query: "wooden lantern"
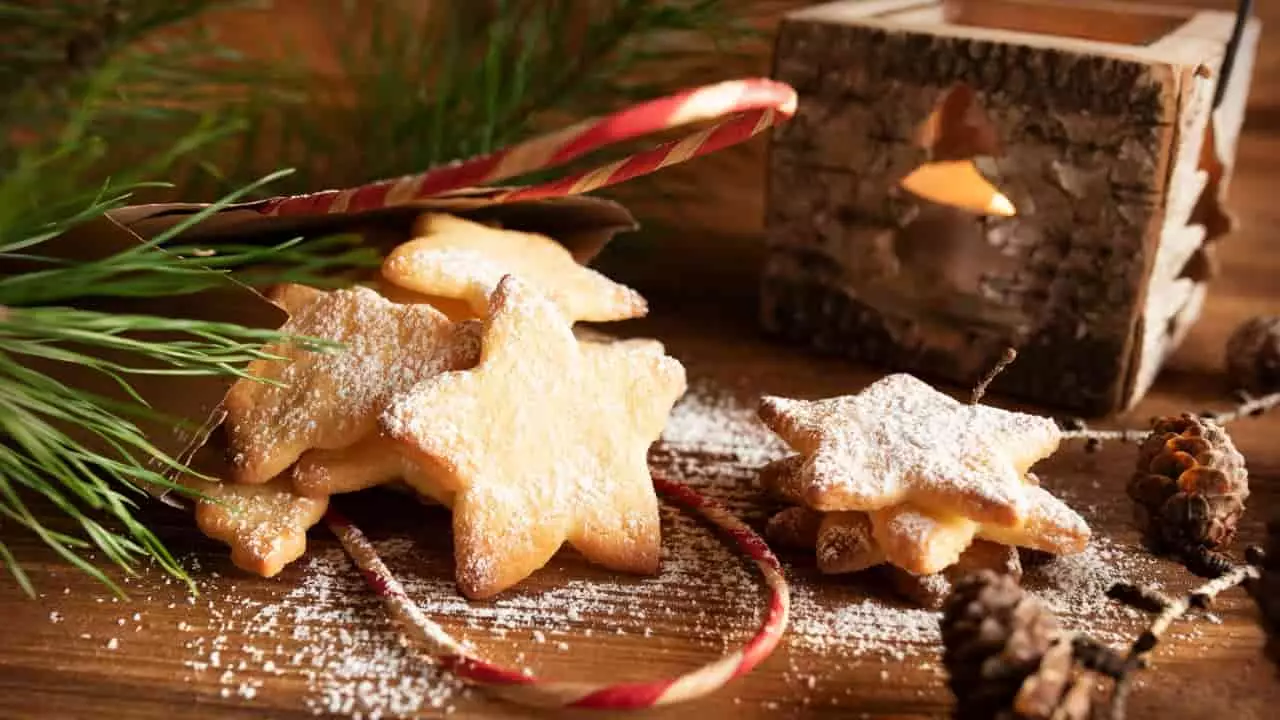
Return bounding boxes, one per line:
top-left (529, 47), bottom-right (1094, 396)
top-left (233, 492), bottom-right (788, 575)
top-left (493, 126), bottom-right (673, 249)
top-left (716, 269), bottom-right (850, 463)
top-left (763, 0), bottom-right (1260, 415)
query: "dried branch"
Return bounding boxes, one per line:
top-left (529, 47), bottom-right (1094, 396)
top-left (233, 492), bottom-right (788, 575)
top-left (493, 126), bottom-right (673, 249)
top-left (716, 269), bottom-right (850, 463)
top-left (1060, 389), bottom-right (1280, 453)
top-left (971, 347), bottom-right (1017, 404)
top-left (1104, 563), bottom-right (1260, 720)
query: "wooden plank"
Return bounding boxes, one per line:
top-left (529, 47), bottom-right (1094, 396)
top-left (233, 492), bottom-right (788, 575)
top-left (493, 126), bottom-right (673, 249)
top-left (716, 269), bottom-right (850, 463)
top-left (941, 0), bottom-right (1195, 46)
top-left (3, 122), bottom-right (1280, 713)
top-left (3, 1), bottom-right (1280, 718)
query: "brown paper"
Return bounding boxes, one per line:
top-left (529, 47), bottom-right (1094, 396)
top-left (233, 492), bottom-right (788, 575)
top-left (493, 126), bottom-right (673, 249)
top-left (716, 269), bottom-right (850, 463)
top-left (23, 187), bottom-right (638, 507)
top-left (111, 187), bottom-right (638, 264)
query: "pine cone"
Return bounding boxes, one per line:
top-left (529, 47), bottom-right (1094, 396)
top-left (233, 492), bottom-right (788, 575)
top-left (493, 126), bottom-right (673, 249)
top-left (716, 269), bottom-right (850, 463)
top-left (1127, 414), bottom-right (1248, 573)
top-left (1249, 520), bottom-right (1280, 668)
top-left (1010, 638), bottom-right (1097, 720)
top-left (942, 571), bottom-right (1095, 719)
top-left (1226, 316), bottom-right (1280, 393)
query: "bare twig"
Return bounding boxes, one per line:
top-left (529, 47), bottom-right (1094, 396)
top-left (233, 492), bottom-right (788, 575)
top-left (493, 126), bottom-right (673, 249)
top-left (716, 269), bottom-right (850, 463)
top-left (1105, 564), bottom-right (1260, 720)
top-left (1200, 390), bottom-right (1280, 425)
top-left (1105, 583), bottom-right (1171, 614)
top-left (970, 347), bottom-right (1017, 404)
top-left (1060, 389), bottom-right (1280, 453)
top-left (1061, 424), bottom-right (1148, 445)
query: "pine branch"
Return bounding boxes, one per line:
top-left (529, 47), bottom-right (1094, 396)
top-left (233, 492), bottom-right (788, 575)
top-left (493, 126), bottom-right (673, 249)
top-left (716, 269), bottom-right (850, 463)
top-left (0, 325), bottom-right (289, 597)
top-left (197, 0), bottom-right (752, 198)
top-left (0, 145), bottom-right (362, 596)
top-left (0, 0), bottom-right (751, 598)
top-left (0, 233), bottom-right (355, 598)
top-left (0, 55), bottom-right (366, 598)
top-left (0, 0), bottom-right (289, 186)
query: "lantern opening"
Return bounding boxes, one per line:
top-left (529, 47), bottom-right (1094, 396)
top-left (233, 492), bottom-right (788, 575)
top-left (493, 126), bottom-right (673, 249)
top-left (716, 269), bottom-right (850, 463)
top-left (901, 82), bottom-right (1016, 217)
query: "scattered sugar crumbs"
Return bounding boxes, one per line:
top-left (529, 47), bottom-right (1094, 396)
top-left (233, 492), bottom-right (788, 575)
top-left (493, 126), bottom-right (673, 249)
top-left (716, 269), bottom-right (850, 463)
top-left (660, 382), bottom-right (1160, 632)
top-left (49, 378), bottom-right (1167, 717)
top-left (655, 378), bottom-right (788, 519)
top-left (660, 378), bottom-right (788, 468)
top-left (154, 501), bottom-right (763, 720)
top-left (105, 554), bottom-right (466, 719)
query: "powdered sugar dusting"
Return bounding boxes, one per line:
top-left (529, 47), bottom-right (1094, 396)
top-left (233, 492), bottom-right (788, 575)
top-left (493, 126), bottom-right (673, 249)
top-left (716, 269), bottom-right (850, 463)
top-left (225, 286), bottom-right (482, 481)
top-left (39, 375), bottom-right (1166, 717)
top-left (379, 276), bottom-right (686, 598)
top-left (759, 374), bottom-right (1062, 523)
top-left (1024, 536), bottom-right (1163, 643)
top-left (187, 554), bottom-right (466, 718)
top-left (655, 379), bottom-right (789, 529)
top-left (789, 584), bottom-right (942, 660)
top-left (661, 379), bottom-right (788, 468)
top-left (386, 214), bottom-right (648, 323)
top-left (385, 505), bottom-right (764, 646)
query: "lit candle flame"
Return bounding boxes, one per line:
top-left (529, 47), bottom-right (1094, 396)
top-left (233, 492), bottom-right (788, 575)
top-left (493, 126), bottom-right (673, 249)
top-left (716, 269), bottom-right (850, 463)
top-left (899, 160), bottom-right (1016, 217)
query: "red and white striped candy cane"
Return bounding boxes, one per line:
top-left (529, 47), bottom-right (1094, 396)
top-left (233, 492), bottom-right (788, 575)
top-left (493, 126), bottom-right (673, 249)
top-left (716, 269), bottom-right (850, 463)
top-left (324, 474), bottom-right (791, 711)
top-left (257, 78), bottom-right (797, 217)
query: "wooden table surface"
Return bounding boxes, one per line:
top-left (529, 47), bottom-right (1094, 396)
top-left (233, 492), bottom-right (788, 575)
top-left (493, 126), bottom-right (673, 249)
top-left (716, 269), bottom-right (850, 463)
top-left (7, 1), bottom-right (1280, 719)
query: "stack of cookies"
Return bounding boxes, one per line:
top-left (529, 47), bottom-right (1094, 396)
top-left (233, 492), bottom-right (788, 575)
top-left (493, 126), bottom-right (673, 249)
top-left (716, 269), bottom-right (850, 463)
top-left (183, 213), bottom-right (688, 599)
top-left (756, 374), bottom-right (1091, 608)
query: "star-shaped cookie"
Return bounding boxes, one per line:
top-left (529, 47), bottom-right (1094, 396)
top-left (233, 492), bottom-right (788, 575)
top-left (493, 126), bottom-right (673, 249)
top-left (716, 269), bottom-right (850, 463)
top-left (380, 213), bottom-right (647, 323)
top-left (291, 434), bottom-right (456, 506)
top-left (223, 285), bottom-right (482, 485)
top-left (381, 275), bottom-right (687, 599)
top-left (181, 474), bottom-right (328, 577)
top-left (763, 505), bottom-right (1022, 609)
top-left (757, 374), bottom-right (1061, 526)
top-left (373, 277), bottom-right (475, 321)
top-left (761, 455), bottom-right (1089, 575)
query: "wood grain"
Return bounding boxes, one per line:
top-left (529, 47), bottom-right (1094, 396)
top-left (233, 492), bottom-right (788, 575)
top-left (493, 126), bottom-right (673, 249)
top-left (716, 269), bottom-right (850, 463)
top-left (5, 1), bottom-right (1280, 718)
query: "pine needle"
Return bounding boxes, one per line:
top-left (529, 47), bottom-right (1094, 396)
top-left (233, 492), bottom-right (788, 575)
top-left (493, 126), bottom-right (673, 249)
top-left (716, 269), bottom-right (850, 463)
top-left (0, 0), bottom-right (752, 598)
top-left (0, 25), bottom-right (359, 597)
top-left (195, 0), bottom-right (755, 197)
top-left (0, 540), bottom-right (34, 597)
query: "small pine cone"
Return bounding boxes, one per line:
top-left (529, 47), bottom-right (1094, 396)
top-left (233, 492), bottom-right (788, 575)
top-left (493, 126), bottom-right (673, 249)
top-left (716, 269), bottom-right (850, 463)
top-left (1226, 316), bottom-right (1280, 393)
top-left (1011, 638), bottom-right (1098, 720)
top-left (1127, 414), bottom-right (1249, 568)
top-left (1250, 519), bottom-right (1280, 667)
top-left (941, 571), bottom-right (1062, 719)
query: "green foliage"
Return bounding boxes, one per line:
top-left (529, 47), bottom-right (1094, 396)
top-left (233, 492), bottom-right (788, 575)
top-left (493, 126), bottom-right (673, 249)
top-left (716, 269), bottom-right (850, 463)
top-left (0, 130), bottom-right (368, 596)
top-left (0, 1), bottom-right (272, 170)
top-left (206, 0), bottom-right (756, 196)
top-left (0, 0), bottom-right (749, 596)
top-left (0, 4), bottom-right (363, 595)
top-left (0, 114), bottom-right (324, 596)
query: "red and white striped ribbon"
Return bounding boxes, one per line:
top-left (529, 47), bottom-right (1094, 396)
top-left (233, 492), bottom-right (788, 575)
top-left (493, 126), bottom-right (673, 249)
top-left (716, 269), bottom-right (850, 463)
top-left (324, 475), bottom-right (791, 711)
top-left (310, 77), bottom-right (798, 710)
top-left (255, 78), bottom-right (797, 217)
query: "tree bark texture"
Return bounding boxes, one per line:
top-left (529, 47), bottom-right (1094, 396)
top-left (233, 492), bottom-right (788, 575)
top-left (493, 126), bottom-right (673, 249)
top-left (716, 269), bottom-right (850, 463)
top-left (762, 2), bottom-right (1258, 415)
